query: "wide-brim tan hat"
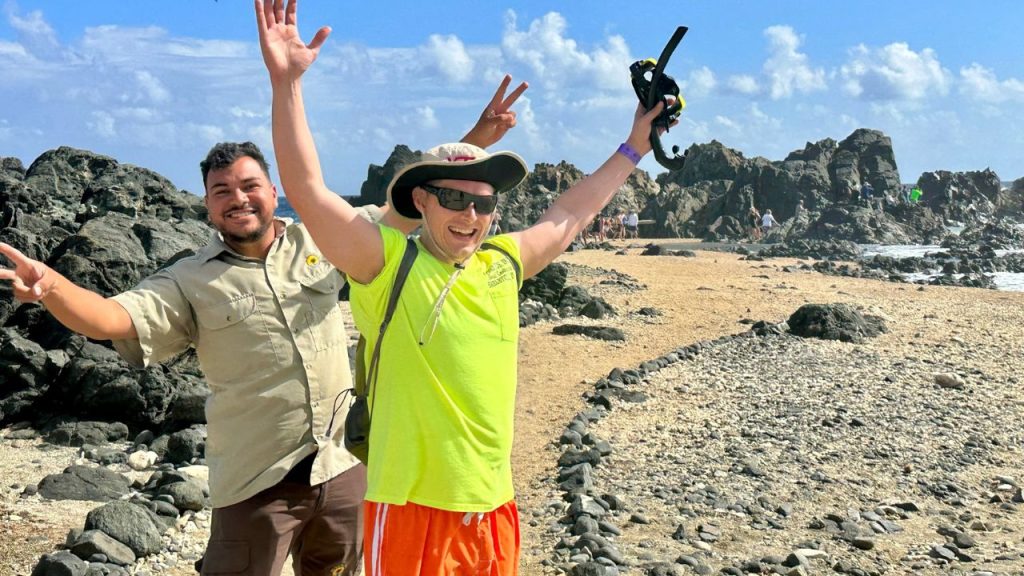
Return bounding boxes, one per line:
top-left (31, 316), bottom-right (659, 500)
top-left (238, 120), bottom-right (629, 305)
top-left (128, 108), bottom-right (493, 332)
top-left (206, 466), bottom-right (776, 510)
top-left (386, 142), bottom-right (529, 219)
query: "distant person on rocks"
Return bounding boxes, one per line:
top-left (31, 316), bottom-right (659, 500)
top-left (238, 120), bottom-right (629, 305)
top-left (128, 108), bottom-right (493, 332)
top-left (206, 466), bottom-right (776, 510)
top-left (761, 208), bottom-right (780, 236)
top-left (872, 183), bottom-right (888, 213)
top-left (848, 179), bottom-right (860, 204)
top-left (795, 199), bottom-right (805, 218)
top-left (749, 206), bottom-right (762, 240)
top-left (860, 182), bottom-right (874, 206)
top-left (910, 185), bottom-right (923, 204)
top-left (625, 210), bottom-right (640, 239)
top-left (255, 0), bottom-right (672, 571)
top-left (0, 74), bottom-right (526, 576)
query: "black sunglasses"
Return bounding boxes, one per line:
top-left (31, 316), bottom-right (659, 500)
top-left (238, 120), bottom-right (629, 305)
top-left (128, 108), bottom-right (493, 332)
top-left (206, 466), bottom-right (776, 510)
top-left (420, 185), bottom-right (498, 215)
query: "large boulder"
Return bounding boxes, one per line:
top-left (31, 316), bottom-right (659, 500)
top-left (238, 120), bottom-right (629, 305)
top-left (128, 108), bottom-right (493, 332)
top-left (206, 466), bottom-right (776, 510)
top-left (917, 169), bottom-right (1001, 224)
top-left (787, 303), bottom-right (887, 344)
top-left (83, 501), bottom-right (164, 557)
top-left (37, 465), bottom-right (131, 502)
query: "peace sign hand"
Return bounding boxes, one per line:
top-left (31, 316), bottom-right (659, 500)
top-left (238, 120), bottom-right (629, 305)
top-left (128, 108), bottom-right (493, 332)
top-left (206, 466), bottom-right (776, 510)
top-left (462, 74), bottom-right (529, 149)
top-left (0, 243), bottom-right (55, 302)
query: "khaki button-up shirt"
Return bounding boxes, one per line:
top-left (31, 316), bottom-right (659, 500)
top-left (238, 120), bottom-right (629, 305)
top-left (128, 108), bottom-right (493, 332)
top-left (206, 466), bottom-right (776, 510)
top-left (112, 219), bottom-right (360, 508)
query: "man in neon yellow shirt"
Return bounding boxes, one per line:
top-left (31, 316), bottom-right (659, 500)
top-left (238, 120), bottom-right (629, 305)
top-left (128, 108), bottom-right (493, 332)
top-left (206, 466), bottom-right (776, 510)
top-left (256, 1), bottom-right (673, 572)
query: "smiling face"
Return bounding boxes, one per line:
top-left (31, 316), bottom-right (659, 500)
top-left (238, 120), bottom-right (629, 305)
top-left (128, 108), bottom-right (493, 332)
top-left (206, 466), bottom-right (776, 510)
top-left (412, 178), bottom-right (496, 265)
top-left (204, 156), bottom-right (278, 258)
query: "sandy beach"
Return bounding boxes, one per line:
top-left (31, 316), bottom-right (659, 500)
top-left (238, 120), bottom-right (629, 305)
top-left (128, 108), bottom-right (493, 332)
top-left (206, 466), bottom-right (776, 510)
top-left (3, 239), bottom-right (1023, 575)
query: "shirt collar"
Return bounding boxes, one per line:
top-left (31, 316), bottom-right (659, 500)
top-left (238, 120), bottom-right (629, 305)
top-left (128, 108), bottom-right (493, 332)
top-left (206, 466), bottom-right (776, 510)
top-left (196, 217), bottom-right (293, 263)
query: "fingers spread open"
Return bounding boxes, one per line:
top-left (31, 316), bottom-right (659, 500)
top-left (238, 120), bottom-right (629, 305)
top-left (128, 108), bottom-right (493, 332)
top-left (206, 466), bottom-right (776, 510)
top-left (286, 0), bottom-right (297, 26)
top-left (308, 26), bottom-right (331, 51)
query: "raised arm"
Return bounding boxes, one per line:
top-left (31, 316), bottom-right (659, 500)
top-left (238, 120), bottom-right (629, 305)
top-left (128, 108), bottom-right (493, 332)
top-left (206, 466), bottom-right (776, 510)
top-left (256, 0), bottom-right (385, 284)
top-left (0, 243), bottom-right (135, 340)
top-left (508, 102), bottom-right (667, 279)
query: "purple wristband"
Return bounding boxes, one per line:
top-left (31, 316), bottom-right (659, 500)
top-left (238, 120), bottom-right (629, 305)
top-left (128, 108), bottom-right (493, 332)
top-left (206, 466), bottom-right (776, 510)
top-left (617, 142), bottom-right (642, 165)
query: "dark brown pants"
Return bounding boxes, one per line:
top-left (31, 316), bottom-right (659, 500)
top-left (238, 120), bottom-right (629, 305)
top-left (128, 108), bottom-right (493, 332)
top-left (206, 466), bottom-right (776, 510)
top-left (199, 463), bottom-right (366, 576)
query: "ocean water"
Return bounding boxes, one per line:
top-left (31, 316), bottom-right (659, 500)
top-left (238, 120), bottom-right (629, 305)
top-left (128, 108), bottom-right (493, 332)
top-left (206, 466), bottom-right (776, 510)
top-left (860, 244), bottom-right (1024, 292)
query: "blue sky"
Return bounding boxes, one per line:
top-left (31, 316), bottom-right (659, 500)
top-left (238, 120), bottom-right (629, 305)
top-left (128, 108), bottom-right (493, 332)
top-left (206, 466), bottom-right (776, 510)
top-left (2, 1), bottom-right (1022, 197)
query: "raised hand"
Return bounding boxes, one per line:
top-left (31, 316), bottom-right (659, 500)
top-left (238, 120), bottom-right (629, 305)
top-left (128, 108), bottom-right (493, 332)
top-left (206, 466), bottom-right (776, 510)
top-left (462, 74), bottom-right (529, 149)
top-left (255, 0), bottom-right (331, 84)
top-left (0, 243), bottom-right (55, 302)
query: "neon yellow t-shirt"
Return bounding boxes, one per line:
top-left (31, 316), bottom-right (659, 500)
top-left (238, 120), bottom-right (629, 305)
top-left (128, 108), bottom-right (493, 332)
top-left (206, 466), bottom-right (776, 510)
top-left (349, 225), bottom-right (522, 512)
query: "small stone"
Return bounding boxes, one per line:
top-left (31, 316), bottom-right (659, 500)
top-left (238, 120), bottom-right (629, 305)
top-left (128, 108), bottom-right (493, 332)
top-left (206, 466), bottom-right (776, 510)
top-left (934, 373), bottom-right (966, 389)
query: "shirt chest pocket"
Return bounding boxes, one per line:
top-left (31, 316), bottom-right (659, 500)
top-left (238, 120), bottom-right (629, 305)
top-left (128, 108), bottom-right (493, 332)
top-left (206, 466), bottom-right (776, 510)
top-left (195, 294), bottom-right (278, 385)
top-left (299, 270), bottom-right (347, 353)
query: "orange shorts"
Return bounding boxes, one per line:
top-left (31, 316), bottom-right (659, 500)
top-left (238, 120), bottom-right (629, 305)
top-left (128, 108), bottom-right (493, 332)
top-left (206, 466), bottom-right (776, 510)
top-left (363, 499), bottom-right (520, 576)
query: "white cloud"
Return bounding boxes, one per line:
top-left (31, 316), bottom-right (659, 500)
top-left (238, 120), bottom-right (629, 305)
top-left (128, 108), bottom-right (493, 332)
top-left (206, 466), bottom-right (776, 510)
top-left (0, 39), bottom-right (27, 57)
top-left (88, 111), bottom-right (116, 138)
top-left (112, 107), bottom-right (160, 122)
top-left (715, 115), bottom-right (740, 131)
top-left (5, 2), bottom-right (59, 54)
top-left (134, 70), bottom-right (171, 104)
top-left (748, 103), bottom-right (781, 129)
top-left (501, 10), bottom-right (632, 92)
top-left (425, 34), bottom-right (474, 84)
top-left (414, 106), bottom-right (440, 130)
top-left (684, 66), bottom-right (716, 98)
top-left (839, 42), bottom-right (951, 100)
top-left (81, 25), bottom-right (248, 64)
top-left (762, 26), bottom-right (826, 99)
top-left (959, 63), bottom-right (1024, 103)
top-left (726, 75), bottom-right (760, 95)
top-left (229, 107), bottom-right (266, 120)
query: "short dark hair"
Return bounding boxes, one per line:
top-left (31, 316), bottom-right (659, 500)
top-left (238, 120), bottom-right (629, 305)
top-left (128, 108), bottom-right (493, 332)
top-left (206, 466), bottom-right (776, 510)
top-left (200, 142), bottom-right (271, 188)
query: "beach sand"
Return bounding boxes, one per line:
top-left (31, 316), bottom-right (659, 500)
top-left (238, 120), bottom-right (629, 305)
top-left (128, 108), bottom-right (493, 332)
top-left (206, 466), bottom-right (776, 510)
top-left (2, 239), bottom-right (1022, 574)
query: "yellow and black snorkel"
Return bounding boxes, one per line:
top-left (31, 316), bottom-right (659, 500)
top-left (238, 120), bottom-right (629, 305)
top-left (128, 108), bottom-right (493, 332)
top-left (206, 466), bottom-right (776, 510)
top-left (630, 26), bottom-right (689, 171)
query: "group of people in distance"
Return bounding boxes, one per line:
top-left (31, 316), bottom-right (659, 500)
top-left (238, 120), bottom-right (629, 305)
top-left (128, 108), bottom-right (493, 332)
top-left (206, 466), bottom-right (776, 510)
top-left (0, 1), bottom-right (671, 574)
top-left (582, 210), bottom-right (641, 243)
top-left (747, 205), bottom-right (780, 241)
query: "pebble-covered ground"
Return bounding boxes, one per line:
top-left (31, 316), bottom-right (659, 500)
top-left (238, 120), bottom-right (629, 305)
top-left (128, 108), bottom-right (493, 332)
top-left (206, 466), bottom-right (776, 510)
top-left (526, 330), bottom-right (1024, 575)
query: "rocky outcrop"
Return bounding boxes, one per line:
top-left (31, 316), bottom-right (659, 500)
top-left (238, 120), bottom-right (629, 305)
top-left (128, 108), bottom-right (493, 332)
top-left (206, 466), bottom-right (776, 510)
top-left (0, 148), bottom-right (210, 433)
top-left (917, 169), bottom-right (1001, 224)
top-left (645, 129), bottom-right (926, 243)
top-left (354, 144), bottom-right (418, 207)
top-left (353, 132), bottom-right (1015, 247)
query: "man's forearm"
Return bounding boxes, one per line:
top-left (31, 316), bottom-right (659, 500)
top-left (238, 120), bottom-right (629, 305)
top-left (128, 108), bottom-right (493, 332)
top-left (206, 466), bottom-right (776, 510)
top-left (40, 271), bottom-right (136, 340)
top-left (270, 79), bottom-right (385, 283)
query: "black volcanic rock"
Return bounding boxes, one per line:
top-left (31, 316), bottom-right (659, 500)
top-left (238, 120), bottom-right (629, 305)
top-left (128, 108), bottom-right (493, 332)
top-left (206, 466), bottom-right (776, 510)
top-left (0, 148), bottom-right (211, 435)
top-left (917, 169), bottom-right (1001, 224)
top-left (788, 303), bottom-right (887, 344)
top-left (643, 129), bottom-right (911, 242)
top-left (999, 177), bottom-right (1024, 219)
top-left (355, 144), bottom-right (418, 207)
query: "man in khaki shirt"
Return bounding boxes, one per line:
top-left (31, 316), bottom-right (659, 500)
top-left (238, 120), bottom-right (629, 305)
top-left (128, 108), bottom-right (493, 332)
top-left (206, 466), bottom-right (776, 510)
top-left (0, 77), bottom-right (527, 576)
